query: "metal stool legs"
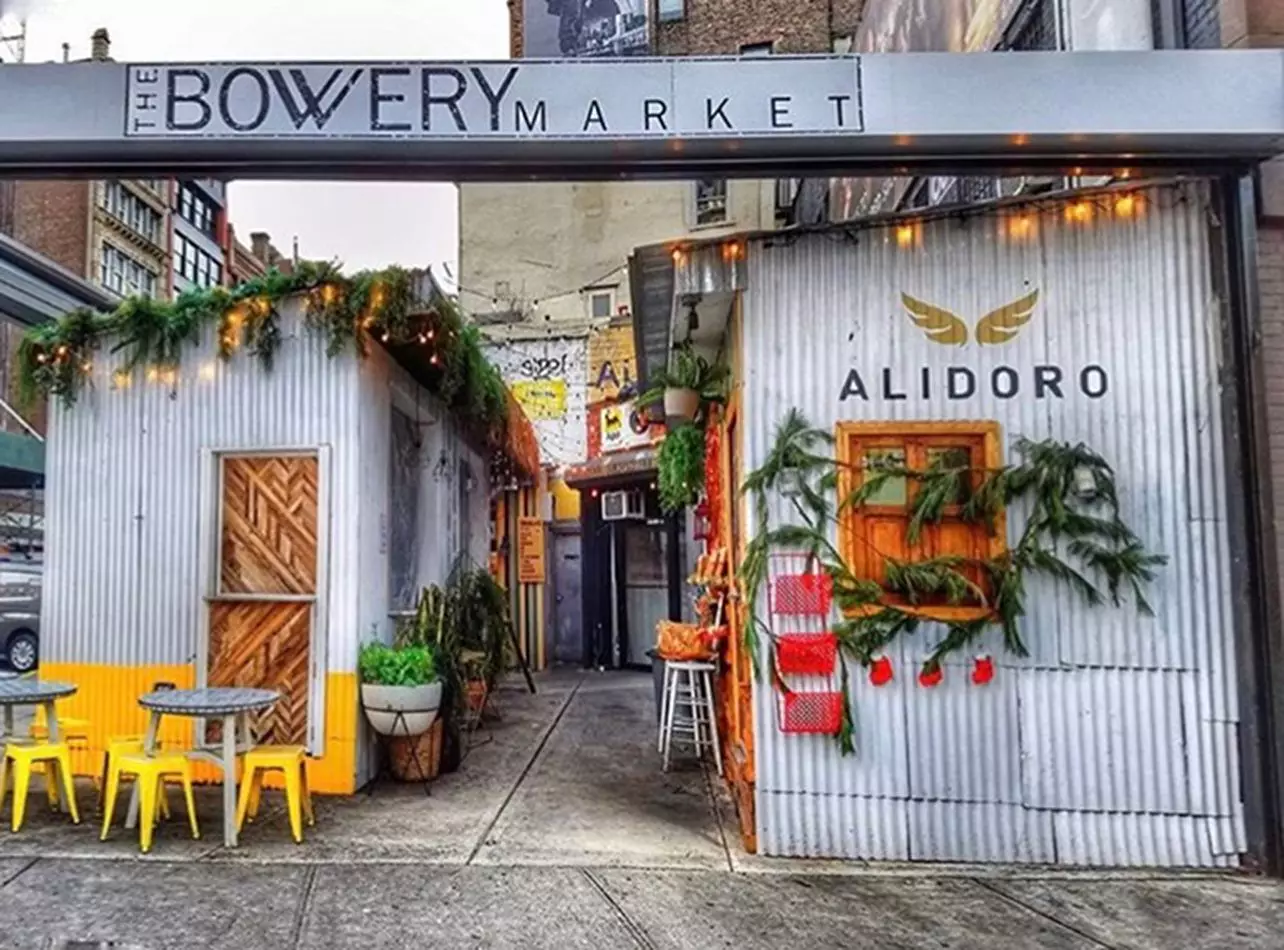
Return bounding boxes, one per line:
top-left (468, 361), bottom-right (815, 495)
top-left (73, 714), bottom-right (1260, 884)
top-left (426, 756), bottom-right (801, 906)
top-left (659, 662), bottom-right (723, 776)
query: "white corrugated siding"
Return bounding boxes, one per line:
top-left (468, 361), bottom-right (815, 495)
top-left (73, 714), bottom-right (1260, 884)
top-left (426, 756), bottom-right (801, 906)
top-left (743, 181), bottom-right (1244, 867)
top-left (44, 299), bottom-right (360, 672)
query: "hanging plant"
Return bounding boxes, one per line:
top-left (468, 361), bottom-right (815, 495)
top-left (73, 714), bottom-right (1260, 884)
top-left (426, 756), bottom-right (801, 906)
top-left (15, 261), bottom-right (536, 478)
top-left (637, 341), bottom-right (730, 424)
top-left (657, 422), bottom-right (708, 512)
top-left (739, 410), bottom-right (1166, 754)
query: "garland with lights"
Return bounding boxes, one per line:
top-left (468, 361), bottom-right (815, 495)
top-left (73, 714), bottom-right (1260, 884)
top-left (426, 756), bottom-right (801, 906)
top-left (739, 410), bottom-right (1166, 755)
top-left (17, 260), bottom-right (540, 479)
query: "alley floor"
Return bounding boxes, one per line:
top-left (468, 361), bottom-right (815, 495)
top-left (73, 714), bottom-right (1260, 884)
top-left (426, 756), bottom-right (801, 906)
top-left (0, 671), bottom-right (1282, 949)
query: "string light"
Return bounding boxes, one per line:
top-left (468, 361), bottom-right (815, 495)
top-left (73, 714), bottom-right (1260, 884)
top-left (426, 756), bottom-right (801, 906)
top-left (80, 361), bottom-right (92, 373)
top-left (112, 369), bottom-right (131, 389)
top-left (35, 353), bottom-right (46, 365)
top-left (1114, 194), bottom-right (1139, 218)
top-left (895, 224), bottom-right (917, 248)
top-left (1065, 201), bottom-right (1093, 223)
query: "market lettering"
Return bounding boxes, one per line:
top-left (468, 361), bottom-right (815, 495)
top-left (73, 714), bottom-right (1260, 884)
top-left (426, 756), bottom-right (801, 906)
top-left (152, 63), bottom-right (863, 136)
top-left (839, 364), bottom-right (1110, 402)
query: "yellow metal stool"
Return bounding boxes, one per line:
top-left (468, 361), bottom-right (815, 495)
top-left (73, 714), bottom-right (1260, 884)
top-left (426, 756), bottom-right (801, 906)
top-left (27, 705), bottom-right (92, 811)
top-left (0, 741), bottom-right (80, 831)
top-left (237, 745), bottom-right (314, 844)
top-left (100, 752), bottom-right (199, 853)
top-left (96, 737), bottom-right (169, 818)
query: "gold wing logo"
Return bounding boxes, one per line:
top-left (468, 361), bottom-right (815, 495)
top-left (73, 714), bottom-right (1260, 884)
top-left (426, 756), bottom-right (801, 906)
top-left (900, 290), bottom-right (1040, 347)
top-left (900, 293), bottom-right (969, 346)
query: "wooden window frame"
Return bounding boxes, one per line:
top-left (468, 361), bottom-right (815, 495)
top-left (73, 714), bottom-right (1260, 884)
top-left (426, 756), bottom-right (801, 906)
top-left (835, 421), bottom-right (1005, 622)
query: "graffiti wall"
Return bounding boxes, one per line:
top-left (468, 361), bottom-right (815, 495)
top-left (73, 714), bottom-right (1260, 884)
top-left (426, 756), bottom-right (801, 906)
top-left (485, 336), bottom-right (588, 470)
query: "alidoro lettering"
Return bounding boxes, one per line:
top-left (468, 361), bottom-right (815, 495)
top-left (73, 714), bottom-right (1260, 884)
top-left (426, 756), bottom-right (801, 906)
top-left (838, 364), bottom-right (1110, 402)
top-left (125, 60), bottom-right (863, 138)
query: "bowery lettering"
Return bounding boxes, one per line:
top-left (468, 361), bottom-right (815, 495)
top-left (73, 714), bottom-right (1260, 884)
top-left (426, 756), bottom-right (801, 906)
top-left (135, 61), bottom-right (863, 137)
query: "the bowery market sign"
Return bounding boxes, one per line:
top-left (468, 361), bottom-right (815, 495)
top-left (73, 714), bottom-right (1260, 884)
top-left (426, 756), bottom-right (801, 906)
top-left (124, 58), bottom-right (863, 139)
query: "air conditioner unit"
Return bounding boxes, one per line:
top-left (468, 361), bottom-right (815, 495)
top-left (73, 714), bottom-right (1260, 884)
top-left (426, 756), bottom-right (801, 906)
top-left (601, 489), bottom-right (644, 521)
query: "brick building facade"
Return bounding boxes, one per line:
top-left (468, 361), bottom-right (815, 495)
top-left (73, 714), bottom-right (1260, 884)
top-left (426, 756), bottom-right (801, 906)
top-left (507, 0), bottom-right (865, 56)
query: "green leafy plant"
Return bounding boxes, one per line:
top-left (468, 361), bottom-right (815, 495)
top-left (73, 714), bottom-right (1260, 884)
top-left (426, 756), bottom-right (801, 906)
top-left (636, 341), bottom-right (730, 414)
top-left (739, 410), bottom-right (1166, 754)
top-left (17, 262), bottom-right (532, 475)
top-left (358, 641), bottom-right (439, 687)
top-left (657, 422), bottom-right (708, 512)
top-left (399, 561), bottom-right (515, 773)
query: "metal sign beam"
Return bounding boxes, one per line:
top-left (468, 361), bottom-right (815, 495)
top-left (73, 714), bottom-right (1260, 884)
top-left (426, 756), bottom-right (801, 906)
top-left (0, 52), bottom-right (1280, 179)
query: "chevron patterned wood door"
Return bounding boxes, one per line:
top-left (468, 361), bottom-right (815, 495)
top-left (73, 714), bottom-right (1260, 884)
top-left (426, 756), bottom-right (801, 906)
top-left (209, 455), bottom-right (318, 746)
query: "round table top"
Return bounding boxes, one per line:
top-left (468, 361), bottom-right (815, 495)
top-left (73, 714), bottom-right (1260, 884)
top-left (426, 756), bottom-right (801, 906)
top-left (139, 687), bottom-right (280, 716)
top-left (0, 678), bottom-right (77, 704)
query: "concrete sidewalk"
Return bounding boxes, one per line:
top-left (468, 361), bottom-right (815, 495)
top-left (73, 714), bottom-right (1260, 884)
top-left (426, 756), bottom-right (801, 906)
top-left (0, 671), bottom-right (1282, 949)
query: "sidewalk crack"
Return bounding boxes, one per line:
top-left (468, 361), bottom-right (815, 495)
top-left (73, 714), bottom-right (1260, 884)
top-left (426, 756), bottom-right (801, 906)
top-left (972, 878), bottom-right (1117, 949)
top-left (0, 857), bottom-right (36, 890)
top-left (288, 864), bottom-right (319, 949)
top-left (465, 676), bottom-right (583, 865)
top-left (580, 868), bottom-right (656, 950)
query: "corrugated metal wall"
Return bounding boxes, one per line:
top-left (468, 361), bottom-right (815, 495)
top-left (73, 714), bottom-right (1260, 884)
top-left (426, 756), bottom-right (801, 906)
top-left (44, 299), bottom-right (360, 671)
top-left (742, 181), bottom-right (1246, 867)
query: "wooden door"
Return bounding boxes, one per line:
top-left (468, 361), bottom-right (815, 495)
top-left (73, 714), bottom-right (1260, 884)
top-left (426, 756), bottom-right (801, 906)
top-left (208, 454), bottom-right (318, 746)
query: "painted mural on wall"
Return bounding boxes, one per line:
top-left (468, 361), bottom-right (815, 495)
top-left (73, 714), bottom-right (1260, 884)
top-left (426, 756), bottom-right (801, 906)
top-left (587, 323), bottom-right (639, 403)
top-left (485, 337), bottom-right (588, 469)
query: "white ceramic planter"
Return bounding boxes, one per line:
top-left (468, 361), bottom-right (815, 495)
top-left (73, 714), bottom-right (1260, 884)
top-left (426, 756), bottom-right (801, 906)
top-left (663, 387), bottom-right (700, 424)
top-left (361, 681), bottom-right (443, 737)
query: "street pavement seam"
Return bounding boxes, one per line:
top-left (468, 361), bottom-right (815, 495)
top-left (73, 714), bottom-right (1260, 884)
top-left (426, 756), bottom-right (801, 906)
top-left (464, 674), bottom-right (584, 866)
top-left (287, 864), bottom-right (319, 949)
top-left (0, 856), bottom-right (36, 890)
top-left (579, 867), bottom-right (657, 950)
top-left (700, 762), bottom-right (735, 873)
top-left (972, 877), bottom-right (1119, 949)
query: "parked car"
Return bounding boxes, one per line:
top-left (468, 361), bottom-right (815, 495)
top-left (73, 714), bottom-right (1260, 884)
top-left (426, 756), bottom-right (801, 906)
top-left (0, 562), bottom-right (40, 673)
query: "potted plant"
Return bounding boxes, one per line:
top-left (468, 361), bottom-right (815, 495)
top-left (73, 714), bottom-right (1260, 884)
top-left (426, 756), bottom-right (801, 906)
top-left (359, 641), bottom-right (442, 737)
top-left (638, 341), bottom-right (730, 425)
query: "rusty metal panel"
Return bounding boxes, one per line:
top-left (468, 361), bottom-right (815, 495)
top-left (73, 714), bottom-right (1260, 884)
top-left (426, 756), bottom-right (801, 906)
top-left (742, 181), bottom-right (1243, 866)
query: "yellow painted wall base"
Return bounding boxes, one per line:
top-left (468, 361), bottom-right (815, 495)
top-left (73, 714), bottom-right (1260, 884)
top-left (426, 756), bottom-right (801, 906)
top-left (37, 664), bottom-right (359, 795)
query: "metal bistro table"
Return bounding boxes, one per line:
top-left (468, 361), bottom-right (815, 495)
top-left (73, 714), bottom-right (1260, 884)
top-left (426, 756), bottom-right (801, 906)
top-left (0, 678), bottom-right (78, 814)
top-left (0, 678), bottom-right (77, 742)
top-left (127, 687), bottom-right (280, 848)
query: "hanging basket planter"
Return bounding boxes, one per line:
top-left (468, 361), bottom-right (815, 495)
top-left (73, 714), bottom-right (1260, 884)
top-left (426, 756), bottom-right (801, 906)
top-left (781, 691), bottom-right (844, 735)
top-left (663, 386), bottom-right (700, 424)
top-left (776, 633), bottom-right (838, 676)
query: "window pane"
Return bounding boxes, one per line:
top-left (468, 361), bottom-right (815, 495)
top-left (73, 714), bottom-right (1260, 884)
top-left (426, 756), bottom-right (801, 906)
top-left (926, 447), bottom-right (974, 505)
top-left (862, 448), bottom-right (907, 506)
top-left (591, 292), bottom-right (612, 318)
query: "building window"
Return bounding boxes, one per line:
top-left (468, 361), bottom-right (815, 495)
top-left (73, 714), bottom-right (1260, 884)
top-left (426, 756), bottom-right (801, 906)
top-left (176, 234), bottom-right (223, 289)
top-left (694, 179), bottom-right (728, 227)
top-left (177, 182), bottom-right (218, 239)
top-left (658, 0), bottom-right (684, 22)
top-left (588, 290), bottom-right (614, 319)
top-left (99, 182), bottom-right (163, 246)
top-left (740, 42), bottom-right (775, 56)
top-left (1000, 0), bottom-right (1062, 51)
top-left (99, 243), bottom-right (158, 299)
top-left (835, 421), bottom-right (1004, 620)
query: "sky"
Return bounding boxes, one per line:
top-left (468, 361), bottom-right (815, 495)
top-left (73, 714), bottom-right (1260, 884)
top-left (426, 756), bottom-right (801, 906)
top-left (0, 0), bottom-right (511, 277)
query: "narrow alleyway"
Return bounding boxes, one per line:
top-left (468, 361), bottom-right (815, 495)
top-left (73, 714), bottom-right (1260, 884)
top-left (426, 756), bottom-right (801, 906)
top-left (1, 672), bottom-right (1283, 948)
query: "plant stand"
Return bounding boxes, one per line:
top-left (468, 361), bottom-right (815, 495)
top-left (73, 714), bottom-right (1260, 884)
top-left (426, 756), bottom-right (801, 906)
top-left (364, 706), bottom-right (439, 798)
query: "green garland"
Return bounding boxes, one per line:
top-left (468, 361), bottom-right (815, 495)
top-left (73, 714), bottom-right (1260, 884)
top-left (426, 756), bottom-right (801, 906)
top-left (17, 261), bottom-right (518, 459)
top-left (657, 422), bottom-right (707, 512)
top-left (740, 410), bottom-right (1166, 754)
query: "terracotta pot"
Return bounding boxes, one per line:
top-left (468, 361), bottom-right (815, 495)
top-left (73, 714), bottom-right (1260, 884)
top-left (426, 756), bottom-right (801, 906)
top-left (663, 387), bottom-right (700, 424)
top-left (465, 679), bottom-right (488, 714)
top-left (389, 718), bottom-right (443, 782)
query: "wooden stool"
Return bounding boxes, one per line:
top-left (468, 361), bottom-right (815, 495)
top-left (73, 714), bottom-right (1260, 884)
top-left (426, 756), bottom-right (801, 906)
top-left (659, 660), bottom-right (723, 776)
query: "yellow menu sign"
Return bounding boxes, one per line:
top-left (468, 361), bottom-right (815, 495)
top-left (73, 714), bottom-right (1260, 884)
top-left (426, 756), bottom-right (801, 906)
top-left (511, 379), bottom-right (568, 420)
top-left (518, 517), bottom-right (546, 584)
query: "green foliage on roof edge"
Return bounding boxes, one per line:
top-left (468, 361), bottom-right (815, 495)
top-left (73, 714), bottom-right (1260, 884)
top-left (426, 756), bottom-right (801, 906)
top-left (17, 261), bottom-right (514, 450)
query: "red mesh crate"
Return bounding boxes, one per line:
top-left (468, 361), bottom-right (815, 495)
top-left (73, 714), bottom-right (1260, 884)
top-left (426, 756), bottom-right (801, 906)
top-left (770, 572), bottom-right (833, 617)
top-left (776, 633), bottom-right (838, 676)
top-left (781, 691), bottom-right (844, 735)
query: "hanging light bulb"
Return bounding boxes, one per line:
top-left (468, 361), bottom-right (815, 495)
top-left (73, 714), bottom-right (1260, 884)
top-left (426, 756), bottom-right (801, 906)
top-left (687, 300), bottom-right (700, 333)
